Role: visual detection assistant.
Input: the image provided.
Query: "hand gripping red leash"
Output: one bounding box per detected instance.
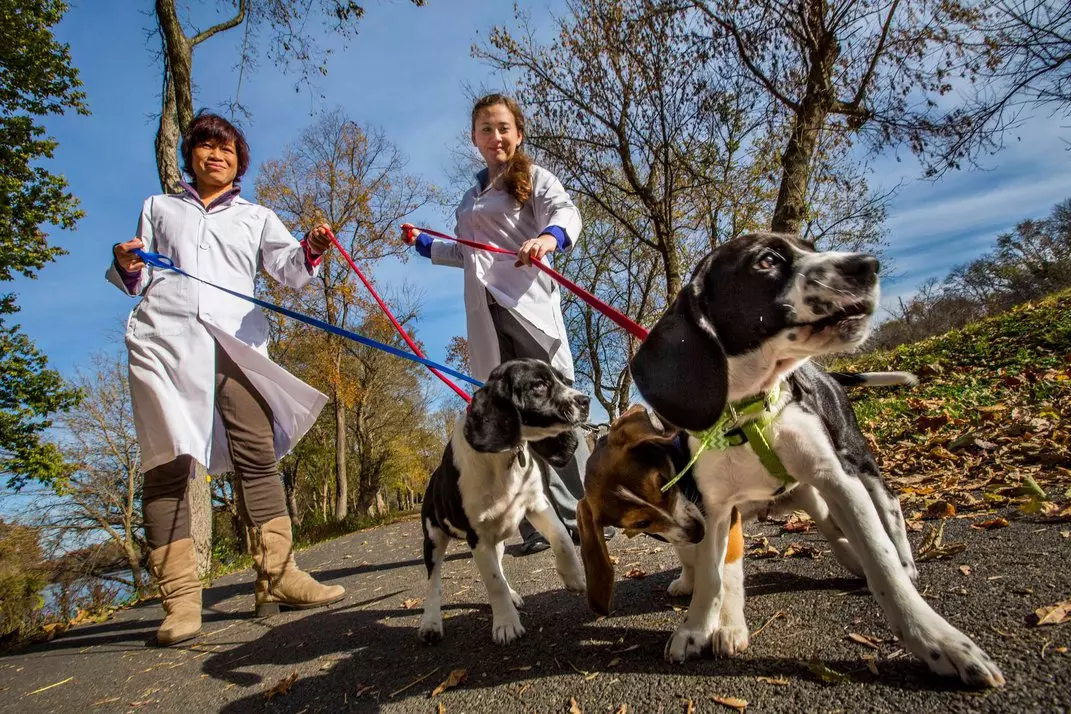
[324,228,473,403]
[402,224,649,342]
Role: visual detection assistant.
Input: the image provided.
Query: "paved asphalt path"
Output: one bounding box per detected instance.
[1,514,1068,713]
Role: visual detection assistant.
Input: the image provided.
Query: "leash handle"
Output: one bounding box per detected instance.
[325,228,473,403]
[407,225,649,342]
[133,249,174,270]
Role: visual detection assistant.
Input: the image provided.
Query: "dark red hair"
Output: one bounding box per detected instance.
[181,111,250,180]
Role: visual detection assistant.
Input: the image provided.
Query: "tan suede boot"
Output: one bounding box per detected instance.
[251,516,345,617]
[147,539,202,646]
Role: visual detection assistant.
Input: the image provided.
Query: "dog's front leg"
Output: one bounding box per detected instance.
[668,544,695,596]
[526,504,585,593]
[789,484,865,578]
[665,507,731,663]
[471,540,526,645]
[418,523,449,644]
[806,466,1004,687]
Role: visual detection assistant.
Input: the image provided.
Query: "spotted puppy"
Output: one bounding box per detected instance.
[418,358,588,646]
[629,232,1004,687]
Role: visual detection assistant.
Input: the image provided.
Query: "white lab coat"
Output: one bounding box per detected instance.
[428,164,582,382]
[105,189,328,474]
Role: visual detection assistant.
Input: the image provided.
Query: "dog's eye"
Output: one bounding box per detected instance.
[633,519,651,529]
[532,382,548,395]
[755,250,782,271]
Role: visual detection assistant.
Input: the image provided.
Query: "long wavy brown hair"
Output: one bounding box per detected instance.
[471,94,532,205]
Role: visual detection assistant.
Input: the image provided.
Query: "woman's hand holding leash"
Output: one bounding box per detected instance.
[114,238,145,272]
[400,223,419,246]
[307,223,334,254]
[516,234,556,267]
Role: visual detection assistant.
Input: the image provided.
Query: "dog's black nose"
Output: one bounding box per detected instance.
[686,517,705,544]
[575,394,591,409]
[841,255,879,284]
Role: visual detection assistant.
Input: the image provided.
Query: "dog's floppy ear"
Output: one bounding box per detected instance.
[630,293,728,431]
[577,497,614,616]
[463,381,521,453]
[530,429,579,468]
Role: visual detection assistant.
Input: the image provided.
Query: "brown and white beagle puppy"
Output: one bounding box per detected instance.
[577,405,750,655]
[626,231,1003,687]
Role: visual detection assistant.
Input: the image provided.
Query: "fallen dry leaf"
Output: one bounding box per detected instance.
[711,695,748,711]
[847,632,881,649]
[569,697,583,714]
[917,522,968,562]
[971,517,1009,530]
[864,656,879,675]
[1032,600,1071,626]
[783,542,822,559]
[431,669,467,697]
[782,513,813,533]
[924,500,956,519]
[684,698,696,714]
[807,659,849,684]
[401,598,422,609]
[755,676,790,685]
[614,706,627,714]
[264,672,298,701]
[438,703,446,714]
[959,565,972,576]
[625,568,647,579]
[748,537,779,559]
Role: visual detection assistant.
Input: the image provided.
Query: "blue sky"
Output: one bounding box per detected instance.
[13,0,1071,412]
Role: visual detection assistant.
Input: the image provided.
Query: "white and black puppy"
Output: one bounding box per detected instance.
[418,358,588,646]
[630,232,1004,687]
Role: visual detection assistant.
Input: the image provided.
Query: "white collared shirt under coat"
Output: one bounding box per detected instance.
[428,164,582,383]
[105,191,328,475]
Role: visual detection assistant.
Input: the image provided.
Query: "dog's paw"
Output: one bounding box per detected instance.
[492,616,526,646]
[664,626,710,664]
[711,623,749,656]
[904,561,920,587]
[559,566,586,594]
[418,617,444,645]
[667,576,693,597]
[509,587,525,609]
[906,622,1004,688]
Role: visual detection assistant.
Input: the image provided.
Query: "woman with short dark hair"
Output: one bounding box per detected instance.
[108,111,344,646]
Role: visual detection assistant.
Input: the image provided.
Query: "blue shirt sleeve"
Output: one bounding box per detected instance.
[541,225,571,251]
[415,232,434,259]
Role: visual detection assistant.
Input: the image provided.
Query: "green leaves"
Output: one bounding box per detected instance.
[0,1,87,489]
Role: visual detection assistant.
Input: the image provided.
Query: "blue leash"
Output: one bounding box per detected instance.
[133,249,484,388]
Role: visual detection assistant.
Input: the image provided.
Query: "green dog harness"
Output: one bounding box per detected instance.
[661,381,795,493]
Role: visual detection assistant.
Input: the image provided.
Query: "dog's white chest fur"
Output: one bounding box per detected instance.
[451,428,545,543]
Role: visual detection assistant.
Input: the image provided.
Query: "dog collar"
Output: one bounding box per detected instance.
[661,381,793,492]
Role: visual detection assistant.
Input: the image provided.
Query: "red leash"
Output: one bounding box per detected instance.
[405,225,649,342]
[324,229,473,403]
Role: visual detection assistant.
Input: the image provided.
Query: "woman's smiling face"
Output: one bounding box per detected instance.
[471,103,523,171]
[191,139,238,188]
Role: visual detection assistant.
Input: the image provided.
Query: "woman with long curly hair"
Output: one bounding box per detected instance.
[403,94,613,554]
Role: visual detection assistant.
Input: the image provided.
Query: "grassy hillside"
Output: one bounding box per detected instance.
[833,290,1071,523]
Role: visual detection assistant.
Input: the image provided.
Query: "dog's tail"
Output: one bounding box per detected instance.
[829,371,918,387]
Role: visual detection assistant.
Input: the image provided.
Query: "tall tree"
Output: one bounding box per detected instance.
[690,0,998,233]
[0,0,86,489]
[151,0,428,192]
[36,354,148,598]
[256,110,437,520]
[962,0,1071,147]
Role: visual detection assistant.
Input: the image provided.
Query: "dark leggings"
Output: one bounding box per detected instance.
[142,342,288,550]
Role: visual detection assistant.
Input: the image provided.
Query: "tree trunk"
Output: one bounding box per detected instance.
[333,385,348,521]
[770,97,826,235]
[189,464,213,578]
[658,225,683,298]
[153,0,194,193]
[124,543,146,598]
